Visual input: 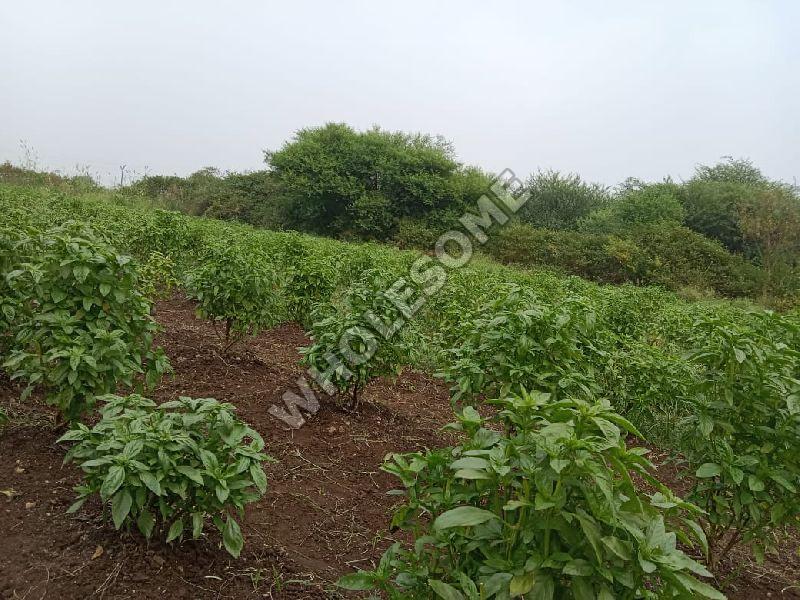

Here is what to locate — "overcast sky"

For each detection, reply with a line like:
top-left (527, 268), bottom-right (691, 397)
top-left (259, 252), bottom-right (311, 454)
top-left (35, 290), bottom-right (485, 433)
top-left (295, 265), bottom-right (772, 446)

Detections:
top-left (0, 1), bottom-right (797, 187)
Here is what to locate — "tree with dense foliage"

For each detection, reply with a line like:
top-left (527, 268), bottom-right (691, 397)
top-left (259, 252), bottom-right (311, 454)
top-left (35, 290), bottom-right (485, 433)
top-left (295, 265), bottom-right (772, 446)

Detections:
top-left (266, 123), bottom-right (488, 239)
top-left (579, 182), bottom-right (685, 234)
top-left (692, 157), bottom-right (768, 187)
top-left (737, 186), bottom-right (800, 297)
top-left (517, 170), bottom-right (610, 230)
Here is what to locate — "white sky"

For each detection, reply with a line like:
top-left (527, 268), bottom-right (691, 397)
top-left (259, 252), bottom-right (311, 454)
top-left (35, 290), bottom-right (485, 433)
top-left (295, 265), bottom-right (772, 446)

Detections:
top-left (0, 0), bottom-right (797, 186)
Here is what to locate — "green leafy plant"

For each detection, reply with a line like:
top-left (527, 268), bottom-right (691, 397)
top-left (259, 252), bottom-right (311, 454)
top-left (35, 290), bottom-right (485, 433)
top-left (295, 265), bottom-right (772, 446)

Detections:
top-left (185, 241), bottom-right (287, 352)
top-left (680, 314), bottom-right (800, 568)
top-left (299, 271), bottom-right (412, 410)
top-left (59, 394), bottom-right (273, 558)
top-left (0, 226), bottom-right (28, 351)
top-left (138, 251), bottom-right (180, 301)
top-left (439, 285), bottom-right (599, 404)
top-left (280, 236), bottom-right (339, 326)
top-left (3, 222), bottom-right (170, 422)
top-left (339, 391), bottom-right (723, 599)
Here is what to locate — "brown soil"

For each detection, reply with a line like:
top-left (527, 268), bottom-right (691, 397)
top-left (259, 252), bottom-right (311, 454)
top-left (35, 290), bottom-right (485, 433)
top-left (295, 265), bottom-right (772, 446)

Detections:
top-left (1, 295), bottom-right (798, 599)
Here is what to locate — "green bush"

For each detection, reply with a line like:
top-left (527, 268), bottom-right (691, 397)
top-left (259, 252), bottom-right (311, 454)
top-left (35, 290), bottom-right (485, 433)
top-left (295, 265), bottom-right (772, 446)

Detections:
top-left (485, 223), bottom-right (643, 284)
top-left (269, 123), bottom-right (462, 237)
top-left (680, 180), bottom-right (750, 253)
top-left (679, 314), bottom-right (800, 568)
top-left (278, 236), bottom-right (340, 325)
top-left (0, 226), bottom-right (31, 351)
top-left (345, 191), bottom-right (398, 240)
top-left (393, 217), bottom-right (441, 250)
top-left (185, 241), bottom-right (287, 352)
top-left (138, 251), bottom-right (180, 301)
top-left (517, 170), bottom-right (610, 230)
top-left (626, 224), bottom-right (759, 297)
top-left (439, 285), bottom-right (599, 404)
top-left (3, 222), bottom-right (170, 422)
top-left (580, 184), bottom-right (685, 234)
top-left (339, 392), bottom-right (723, 599)
top-left (299, 271), bottom-right (413, 410)
top-left (485, 222), bottom-right (760, 297)
top-left (59, 394), bottom-right (272, 557)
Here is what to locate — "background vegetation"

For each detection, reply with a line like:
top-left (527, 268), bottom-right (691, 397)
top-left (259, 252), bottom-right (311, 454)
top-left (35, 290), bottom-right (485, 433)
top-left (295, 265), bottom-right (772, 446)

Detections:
top-left (4, 125), bottom-right (798, 307)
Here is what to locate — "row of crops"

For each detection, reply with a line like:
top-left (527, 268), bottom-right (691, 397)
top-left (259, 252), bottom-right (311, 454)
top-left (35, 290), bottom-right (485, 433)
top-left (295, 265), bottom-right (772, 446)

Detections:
top-left (1, 183), bottom-right (799, 598)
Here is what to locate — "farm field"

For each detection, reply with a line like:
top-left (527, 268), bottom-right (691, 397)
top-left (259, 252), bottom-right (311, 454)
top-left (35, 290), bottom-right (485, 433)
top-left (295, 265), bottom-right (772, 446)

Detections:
top-left (1, 182), bottom-right (799, 599)
top-left (2, 294), bottom-right (798, 599)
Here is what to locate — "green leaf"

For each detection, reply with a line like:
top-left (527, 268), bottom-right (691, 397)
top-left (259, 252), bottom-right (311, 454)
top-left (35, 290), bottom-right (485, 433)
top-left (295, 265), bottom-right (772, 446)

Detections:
top-left (433, 506), bottom-right (499, 530)
top-left (562, 560), bottom-right (593, 577)
top-left (695, 463), bottom-right (721, 478)
top-left (175, 466), bottom-right (204, 485)
top-left (454, 468), bottom-right (491, 480)
top-left (673, 573), bottom-right (726, 599)
top-left (428, 579), bottom-right (465, 600)
top-left (222, 516), bottom-right (244, 558)
top-left (166, 517), bottom-right (184, 543)
top-left (249, 464), bottom-right (267, 494)
top-left (57, 428), bottom-right (87, 443)
top-left (192, 512), bottom-right (204, 539)
top-left (100, 465), bottom-right (125, 499)
top-left (137, 509), bottom-right (155, 538)
top-left (66, 497), bottom-right (87, 514)
top-left (139, 472), bottom-right (162, 496)
top-left (509, 572), bottom-right (535, 596)
top-left (111, 490), bottom-right (133, 529)
top-left (336, 572), bottom-right (376, 591)
top-left (215, 485), bottom-right (229, 503)
top-left (748, 475), bottom-right (765, 492)
top-left (99, 283), bottom-right (111, 297)
top-left (601, 535), bottom-right (632, 560)
top-left (681, 519), bottom-right (709, 557)
top-left (529, 576), bottom-right (555, 600)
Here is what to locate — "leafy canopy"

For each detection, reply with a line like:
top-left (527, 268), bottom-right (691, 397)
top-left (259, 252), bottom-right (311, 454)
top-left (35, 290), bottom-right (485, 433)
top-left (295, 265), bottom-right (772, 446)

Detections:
top-left (267, 123), bottom-right (485, 238)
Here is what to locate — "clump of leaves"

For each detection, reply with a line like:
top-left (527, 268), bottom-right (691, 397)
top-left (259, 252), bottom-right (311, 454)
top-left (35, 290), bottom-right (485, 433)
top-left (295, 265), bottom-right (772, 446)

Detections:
top-left (299, 270), bottom-right (413, 410)
top-left (3, 222), bottom-right (171, 422)
top-left (139, 251), bottom-right (180, 301)
top-left (439, 285), bottom-right (599, 405)
top-left (339, 391), bottom-right (724, 599)
top-left (280, 235), bottom-right (339, 326)
top-left (185, 241), bottom-right (287, 353)
top-left (0, 226), bottom-right (34, 352)
top-left (59, 394), bottom-right (272, 558)
top-left (129, 209), bottom-right (193, 260)
top-left (600, 337), bottom-right (696, 447)
top-left (680, 313), bottom-right (800, 568)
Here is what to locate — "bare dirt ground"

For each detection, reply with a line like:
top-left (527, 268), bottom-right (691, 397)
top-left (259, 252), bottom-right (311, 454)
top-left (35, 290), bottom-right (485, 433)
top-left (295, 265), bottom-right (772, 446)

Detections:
top-left (1, 295), bottom-right (798, 599)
